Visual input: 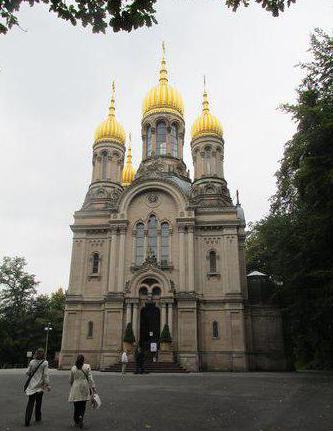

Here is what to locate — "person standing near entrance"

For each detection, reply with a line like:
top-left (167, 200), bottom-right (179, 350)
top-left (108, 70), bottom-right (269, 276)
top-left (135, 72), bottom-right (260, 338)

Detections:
top-left (68, 354), bottom-right (96, 428)
top-left (24, 347), bottom-right (50, 427)
top-left (121, 349), bottom-right (128, 377)
top-left (135, 346), bottom-right (145, 374)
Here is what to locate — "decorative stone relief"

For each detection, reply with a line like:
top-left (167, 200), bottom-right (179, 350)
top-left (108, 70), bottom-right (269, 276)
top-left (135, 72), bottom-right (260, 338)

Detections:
top-left (144, 192), bottom-right (160, 208)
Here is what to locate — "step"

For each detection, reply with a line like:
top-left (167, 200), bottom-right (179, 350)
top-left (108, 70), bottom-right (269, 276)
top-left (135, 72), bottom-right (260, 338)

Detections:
top-left (102, 361), bottom-right (189, 373)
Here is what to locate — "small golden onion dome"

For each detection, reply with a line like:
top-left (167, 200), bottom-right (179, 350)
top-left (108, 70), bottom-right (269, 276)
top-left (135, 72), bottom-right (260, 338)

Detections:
top-left (95, 82), bottom-right (126, 145)
top-left (142, 43), bottom-right (184, 119)
top-left (191, 80), bottom-right (223, 140)
top-left (122, 134), bottom-right (136, 187)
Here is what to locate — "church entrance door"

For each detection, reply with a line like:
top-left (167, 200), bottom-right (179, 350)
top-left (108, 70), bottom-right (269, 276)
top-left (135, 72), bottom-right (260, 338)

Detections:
top-left (139, 303), bottom-right (160, 351)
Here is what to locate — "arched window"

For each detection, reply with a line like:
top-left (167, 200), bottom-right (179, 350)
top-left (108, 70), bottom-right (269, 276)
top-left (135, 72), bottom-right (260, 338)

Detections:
top-left (209, 251), bottom-right (217, 273)
top-left (212, 321), bottom-right (219, 338)
top-left (88, 321), bottom-right (93, 338)
top-left (170, 124), bottom-right (178, 157)
top-left (152, 286), bottom-right (161, 298)
top-left (101, 151), bottom-right (108, 179)
top-left (92, 253), bottom-right (100, 274)
top-left (148, 215), bottom-right (158, 257)
top-left (156, 122), bottom-right (167, 155)
top-left (146, 125), bottom-right (152, 157)
top-left (205, 147), bottom-right (211, 175)
top-left (161, 222), bottom-right (169, 266)
top-left (135, 223), bottom-right (145, 266)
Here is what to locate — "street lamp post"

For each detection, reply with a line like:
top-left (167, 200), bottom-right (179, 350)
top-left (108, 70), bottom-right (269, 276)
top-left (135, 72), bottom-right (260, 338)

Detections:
top-left (44, 322), bottom-right (53, 358)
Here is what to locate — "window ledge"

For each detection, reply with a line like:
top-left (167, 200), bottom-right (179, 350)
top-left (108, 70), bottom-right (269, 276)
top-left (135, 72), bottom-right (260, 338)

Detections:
top-left (88, 273), bottom-right (101, 280)
top-left (207, 272), bottom-right (221, 279)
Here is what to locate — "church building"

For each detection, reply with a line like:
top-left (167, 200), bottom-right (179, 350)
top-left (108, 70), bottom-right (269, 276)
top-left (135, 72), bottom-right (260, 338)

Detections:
top-left (59, 46), bottom-right (286, 372)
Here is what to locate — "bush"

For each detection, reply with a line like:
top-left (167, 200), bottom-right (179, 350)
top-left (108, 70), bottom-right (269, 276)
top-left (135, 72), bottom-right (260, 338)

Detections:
top-left (123, 322), bottom-right (135, 343)
top-left (160, 324), bottom-right (172, 343)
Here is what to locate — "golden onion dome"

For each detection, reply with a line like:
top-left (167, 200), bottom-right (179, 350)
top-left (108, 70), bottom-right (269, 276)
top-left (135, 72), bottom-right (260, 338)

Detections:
top-left (122, 134), bottom-right (136, 187)
top-left (94, 82), bottom-right (126, 145)
top-left (142, 43), bottom-right (184, 119)
top-left (191, 80), bottom-right (223, 140)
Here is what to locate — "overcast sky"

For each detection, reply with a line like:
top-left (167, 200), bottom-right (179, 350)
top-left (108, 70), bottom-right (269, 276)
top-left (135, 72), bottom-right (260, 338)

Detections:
top-left (0, 0), bottom-right (332, 294)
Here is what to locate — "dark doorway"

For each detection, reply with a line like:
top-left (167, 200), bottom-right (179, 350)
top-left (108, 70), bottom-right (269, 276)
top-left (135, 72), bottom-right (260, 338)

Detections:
top-left (140, 303), bottom-right (160, 350)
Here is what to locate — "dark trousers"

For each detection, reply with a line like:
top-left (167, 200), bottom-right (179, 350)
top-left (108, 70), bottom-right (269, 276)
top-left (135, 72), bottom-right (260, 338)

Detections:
top-left (25, 392), bottom-right (44, 425)
top-left (135, 361), bottom-right (144, 374)
top-left (73, 401), bottom-right (87, 424)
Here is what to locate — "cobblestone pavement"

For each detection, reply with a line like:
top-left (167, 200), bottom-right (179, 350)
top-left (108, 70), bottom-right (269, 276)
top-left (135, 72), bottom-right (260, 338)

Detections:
top-left (0, 370), bottom-right (332, 431)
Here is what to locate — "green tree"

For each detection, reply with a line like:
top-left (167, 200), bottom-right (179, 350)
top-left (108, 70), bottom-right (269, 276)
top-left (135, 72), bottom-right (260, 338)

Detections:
top-left (0, 0), bottom-right (297, 36)
top-left (123, 322), bottom-right (135, 344)
top-left (160, 324), bottom-right (172, 343)
top-left (246, 29), bottom-right (333, 369)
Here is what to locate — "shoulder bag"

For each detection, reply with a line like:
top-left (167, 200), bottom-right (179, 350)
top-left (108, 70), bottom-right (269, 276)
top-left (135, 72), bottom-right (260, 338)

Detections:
top-left (23, 360), bottom-right (44, 392)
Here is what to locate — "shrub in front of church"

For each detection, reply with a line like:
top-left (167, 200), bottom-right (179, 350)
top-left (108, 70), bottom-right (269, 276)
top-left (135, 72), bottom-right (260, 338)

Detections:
top-left (123, 322), bottom-right (136, 344)
top-left (160, 324), bottom-right (172, 343)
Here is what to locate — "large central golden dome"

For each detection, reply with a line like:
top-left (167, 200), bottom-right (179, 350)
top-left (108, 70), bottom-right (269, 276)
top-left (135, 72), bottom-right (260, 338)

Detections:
top-left (142, 44), bottom-right (184, 119)
top-left (191, 83), bottom-right (223, 140)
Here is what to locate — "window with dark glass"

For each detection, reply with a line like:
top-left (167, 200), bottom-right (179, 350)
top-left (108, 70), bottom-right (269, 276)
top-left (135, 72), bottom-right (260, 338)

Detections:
top-left (156, 122), bottom-right (167, 155)
top-left (209, 251), bottom-right (217, 273)
top-left (146, 125), bottom-right (152, 156)
top-left (161, 222), bottom-right (169, 265)
top-left (213, 321), bottom-right (219, 338)
top-left (135, 223), bottom-right (145, 266)
top-left (88, 321), bottom-right (93, 338)
top-left (101, 151), bottom-right (108, 179)
top-left (92, 253), bottom-right (99, 273)
top-left (170, 124), bottom-right (178, 157)
top-left (148, 215), bottom-right (158, 256)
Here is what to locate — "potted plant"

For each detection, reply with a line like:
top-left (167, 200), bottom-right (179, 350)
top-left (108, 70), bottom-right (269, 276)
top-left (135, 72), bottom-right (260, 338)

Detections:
top-left (159, 324), bottom-right (172, 351)
top-left (123, 322), bottom-right (135, 353)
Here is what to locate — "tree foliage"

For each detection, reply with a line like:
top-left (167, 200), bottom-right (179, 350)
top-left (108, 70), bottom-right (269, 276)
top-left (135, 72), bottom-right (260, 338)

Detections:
top-left (0, 0), bottom-right (297, 35)
top-left (160, 324), bottom-right (172, 343)
top-left (0, 256), bottom-right (65, 367)
top-left (246, 29), bottom-right (333, 369)
top-left (123, 322), bottom-right (135, 344)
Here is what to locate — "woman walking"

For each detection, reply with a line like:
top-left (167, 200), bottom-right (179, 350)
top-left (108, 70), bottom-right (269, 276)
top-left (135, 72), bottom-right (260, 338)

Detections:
top-left (68, 354), bottom-right (96, 428)
top-left (24, 347), bottom-right (50, 427)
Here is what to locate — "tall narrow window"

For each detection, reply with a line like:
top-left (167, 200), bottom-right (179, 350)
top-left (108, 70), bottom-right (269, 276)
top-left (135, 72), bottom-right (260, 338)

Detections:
top-left (213, 321), bottom-right (219, 338)
top-left (170, 124), bottom-right (178, 157)
top-left (135, 223), bottom-right (145, 266)
top-left (88, 321), bottom-right (94, 338)
top-left (92, 253), bottom-right (99, 273)
top-left (146, 125), bottom-right (152, 157)
top-left (148, 215), bottom-right (158, 257)
top-left (156, 122), bottom-right (167, 155)
top-left (161, 222), bottom-right (169, 266)
top-left (101, 151), bottom-right (108, 179)
top-left (209, 251), bottom-right (217, 273)
top-left (205, 149), bottom-right (211, 175)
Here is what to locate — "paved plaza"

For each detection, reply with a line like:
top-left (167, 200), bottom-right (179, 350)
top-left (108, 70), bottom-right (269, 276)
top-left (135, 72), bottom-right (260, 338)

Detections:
top-left (0, 370), bottom-right (332, 431)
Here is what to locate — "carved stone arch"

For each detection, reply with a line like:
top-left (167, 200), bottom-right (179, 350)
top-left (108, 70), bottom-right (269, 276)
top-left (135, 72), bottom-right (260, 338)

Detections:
top-left (112, 150), bottom-right (120, 159)
top-left (118, 180), bottom-right (188, 216)
top-left (204, 145), bottom-right (212, 153)
top-left (127, 268), bottom-right (173, 298)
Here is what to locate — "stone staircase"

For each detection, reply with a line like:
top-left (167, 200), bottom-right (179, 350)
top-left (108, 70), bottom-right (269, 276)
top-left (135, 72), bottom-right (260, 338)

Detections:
top-left (102, 361), bottom-right (189, 373)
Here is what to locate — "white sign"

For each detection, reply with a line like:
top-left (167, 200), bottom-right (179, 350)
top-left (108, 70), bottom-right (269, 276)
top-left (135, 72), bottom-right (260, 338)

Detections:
top-left (149, 331), bottom-right (153, 337)
top-left (26, 351), bottom-right (33, 358)
top-left (150, 342), bottom-right (157, 352)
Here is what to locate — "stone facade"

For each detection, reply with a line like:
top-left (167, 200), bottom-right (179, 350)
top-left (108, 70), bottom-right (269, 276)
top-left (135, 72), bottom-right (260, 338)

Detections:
top-left (59, 54), bottom-right (286, 372)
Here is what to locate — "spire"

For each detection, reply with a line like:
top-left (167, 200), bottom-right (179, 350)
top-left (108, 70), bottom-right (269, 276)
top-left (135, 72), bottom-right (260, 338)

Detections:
top-left (108, 81), bottom-right (116, 117)
top-left (126, 133), bottom-right (133, 165)
top-left (159, 41), bottom-right (168, 85)
top-left (236, 189), bottom-right (240, 205)
top-left (202, 75), bottom-right (210, 114)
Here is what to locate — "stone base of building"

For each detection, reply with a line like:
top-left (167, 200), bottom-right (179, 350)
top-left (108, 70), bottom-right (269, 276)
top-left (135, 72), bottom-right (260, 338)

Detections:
top-left (199, 351), bottom-right (248, 371)
top-left (177, 353), bottom-right (199, 372)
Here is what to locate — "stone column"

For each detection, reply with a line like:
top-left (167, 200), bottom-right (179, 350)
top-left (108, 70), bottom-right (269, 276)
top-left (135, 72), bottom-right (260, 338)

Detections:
top-left (200, 151), bottom-right (205, 177)
top-left (161, 303), bottom-right (167, 331)
top-left (126, 303), bottom-right (132, 324)
top-left (167, 303), bottom-right (173, 336)
top-left (117, 226), bottom-right (126, 292)
top-left (133, 303), bottom-right (139, 342)
top-left (178, 225), bottom-right (186, 291)
top-left (96, 155), bottom-right (102, 180)
top-left (108, 228), bottom-right (117, 292)
top-left (187, 225), bottom-right (195, 292)
top-left (144, 230), bottom-right (148, 258)
top-left (212, 150), bottom-right (217, 175)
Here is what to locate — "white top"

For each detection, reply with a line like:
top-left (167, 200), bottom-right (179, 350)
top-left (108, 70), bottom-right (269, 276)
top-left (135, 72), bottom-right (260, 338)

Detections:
top-left (150, 342), bottom-right (158, 352)
top-left (121, 352), bottom-right (128, 363)
top-left (68, 364), bottom-right (95, 402)
top-left (25, 359), bottom-right (49, 396)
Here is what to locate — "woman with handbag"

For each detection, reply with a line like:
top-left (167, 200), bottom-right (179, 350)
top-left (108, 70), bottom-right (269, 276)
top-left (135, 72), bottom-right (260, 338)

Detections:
top-left (24, 347), bottom-right (50, 427)
top-left (68, 354), bottom-right (96, 428)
